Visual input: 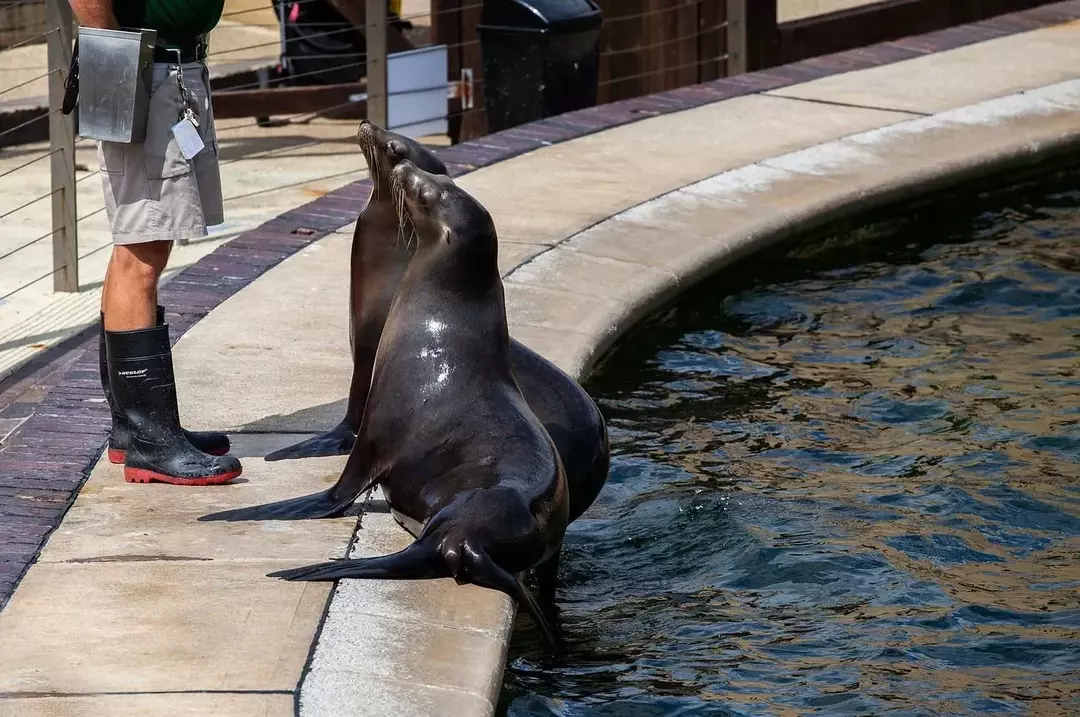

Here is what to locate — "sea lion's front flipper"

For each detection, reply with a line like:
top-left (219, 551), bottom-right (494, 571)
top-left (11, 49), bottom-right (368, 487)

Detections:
top-left (268, 541), bottom-right (442, 581)
top-left (263, 422), bottom-right (357, 462)
top-left (203, 436), bottom-right (381, 522)
top-left (198, 488), bottom-right (356, 522)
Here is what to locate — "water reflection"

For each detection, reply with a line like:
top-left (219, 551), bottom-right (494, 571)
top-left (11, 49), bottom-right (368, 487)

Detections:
top-left (501, 175), bottom-right (1080, 715)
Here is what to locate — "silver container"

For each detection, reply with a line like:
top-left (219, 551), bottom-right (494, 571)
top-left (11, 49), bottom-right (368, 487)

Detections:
top-left (77, 27), bottom-right (158, 143)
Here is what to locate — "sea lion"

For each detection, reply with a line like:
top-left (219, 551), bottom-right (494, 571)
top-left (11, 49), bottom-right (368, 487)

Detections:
top-left (209, 161), bottom-right (569, 646)
top-left (265, 121), bottom-right (609, 523)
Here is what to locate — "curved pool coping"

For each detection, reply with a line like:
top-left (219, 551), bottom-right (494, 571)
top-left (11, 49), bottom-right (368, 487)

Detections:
top-left (500, 82), bottom-right (1080, 384)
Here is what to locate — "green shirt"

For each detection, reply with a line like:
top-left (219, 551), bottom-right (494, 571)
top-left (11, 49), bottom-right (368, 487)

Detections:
top-left (114, 0), bottom-right (225, 43)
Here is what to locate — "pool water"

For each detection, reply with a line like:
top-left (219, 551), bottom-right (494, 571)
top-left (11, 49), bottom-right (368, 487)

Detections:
top-left (499, 175), bottom-right (1080, 716)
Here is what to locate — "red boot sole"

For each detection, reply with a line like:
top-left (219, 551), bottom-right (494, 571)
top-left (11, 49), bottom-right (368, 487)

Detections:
top-left (109, 445), bottom-right (230, 464)
top-left (124, 466), bottom-right (242, 486)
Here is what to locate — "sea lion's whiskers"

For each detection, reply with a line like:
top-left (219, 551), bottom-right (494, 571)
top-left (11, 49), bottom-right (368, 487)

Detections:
top-left (359, 140), bottom-right (378, 202)
top-left (392, 178), bottom-right (408, 248)
top-left (373, 148), bottom-right (384, 202)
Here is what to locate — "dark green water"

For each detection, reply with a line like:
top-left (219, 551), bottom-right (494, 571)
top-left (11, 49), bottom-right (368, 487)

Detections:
top-left (500, 174), bottom-right (1080, 716)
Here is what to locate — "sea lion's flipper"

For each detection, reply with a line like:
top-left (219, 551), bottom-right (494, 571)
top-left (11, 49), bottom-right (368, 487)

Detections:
top-left (535, 551), bottom-right (561, 604)
top-left (472, 553), bottom-right (561, 655)
top-left (268, 541), bottom-right (442, 581)
top-left (198, 488), bottom-right (356, 522)
top-left (264, 422), bottom-right (357, 462)
top-left (203, 438), bottom-right (381, 522)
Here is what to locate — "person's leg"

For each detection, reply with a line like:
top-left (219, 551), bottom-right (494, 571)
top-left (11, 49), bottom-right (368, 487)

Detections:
top-left (95, 62), bottom-right (238, 483)
top-left (102, 240), bottom-right (171, 331)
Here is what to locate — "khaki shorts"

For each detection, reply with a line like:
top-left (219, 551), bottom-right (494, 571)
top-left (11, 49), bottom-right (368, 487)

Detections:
top-left (98, 62), bottom-right (224, 245)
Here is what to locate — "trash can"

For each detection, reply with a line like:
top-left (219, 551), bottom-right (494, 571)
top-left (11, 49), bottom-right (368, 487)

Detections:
top-left (478, 0), bottom-right (603, 133)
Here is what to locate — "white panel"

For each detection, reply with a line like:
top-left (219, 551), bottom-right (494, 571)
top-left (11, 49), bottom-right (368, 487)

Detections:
top-left (386, 45), bottom-right (450, 136)
top-left (388, 88), bottom-right (447, 128)
top-left (387, 45), bottom-right (449, 95)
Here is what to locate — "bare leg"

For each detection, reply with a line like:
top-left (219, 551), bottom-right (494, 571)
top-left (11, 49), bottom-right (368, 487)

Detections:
top-left (102, 241), bottom-right (172, 331)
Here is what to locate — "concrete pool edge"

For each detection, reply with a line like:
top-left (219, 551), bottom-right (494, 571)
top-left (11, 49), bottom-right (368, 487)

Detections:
top-left (502, 81), bottom-right (1080, 384)
top-left (298, 82), bottom-right (1080, 714)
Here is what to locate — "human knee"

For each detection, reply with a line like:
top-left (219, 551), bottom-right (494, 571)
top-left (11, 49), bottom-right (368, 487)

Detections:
top-left (110, 242), bottom-right (170, 289)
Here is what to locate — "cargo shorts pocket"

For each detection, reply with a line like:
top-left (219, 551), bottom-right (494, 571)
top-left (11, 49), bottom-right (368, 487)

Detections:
top-left (97, 141), bottom-right (125, 176)
top-left (143, 71), bottom-right (193, 180)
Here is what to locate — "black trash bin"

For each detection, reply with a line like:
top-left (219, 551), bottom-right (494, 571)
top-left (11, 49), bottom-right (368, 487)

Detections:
top-left (478, 0), bottom-right (603, 133)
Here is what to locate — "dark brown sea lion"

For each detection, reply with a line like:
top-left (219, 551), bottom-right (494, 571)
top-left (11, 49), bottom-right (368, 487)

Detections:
top-left (265, 121), bottom-right (609, 523)
top-left (208, 161), bottom-right (569, 646)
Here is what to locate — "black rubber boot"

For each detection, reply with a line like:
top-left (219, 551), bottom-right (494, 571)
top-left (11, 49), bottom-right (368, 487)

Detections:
top-left (99, 307), bottom-right (230, 463)
top-left (105, 323), bottom-right (242, 486)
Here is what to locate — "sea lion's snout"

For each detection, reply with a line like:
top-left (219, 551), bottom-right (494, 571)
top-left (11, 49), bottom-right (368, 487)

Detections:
top-left (390, 160), bottom-right (416, 200)
top-left (356, 119), bottom-right (377, 147)
top-left (392, 161), bottom-right (438, 206)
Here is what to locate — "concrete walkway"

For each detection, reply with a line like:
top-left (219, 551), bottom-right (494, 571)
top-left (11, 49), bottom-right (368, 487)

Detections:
top-left (0, 12), bottom-right (1078, 717)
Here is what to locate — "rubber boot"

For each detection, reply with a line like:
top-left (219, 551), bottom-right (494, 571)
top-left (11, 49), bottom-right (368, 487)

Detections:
top-left (99, 307), bottom-right (230, 463)
top-left (105, 323), bottom-right (242, 486)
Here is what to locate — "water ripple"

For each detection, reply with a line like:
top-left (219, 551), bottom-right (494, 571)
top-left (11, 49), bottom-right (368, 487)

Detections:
top-left (501, 177), bottom-right (1080, 715)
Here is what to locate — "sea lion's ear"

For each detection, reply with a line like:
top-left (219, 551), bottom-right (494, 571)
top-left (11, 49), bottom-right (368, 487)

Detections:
top-left (441, 225), bottom-right (452, 245)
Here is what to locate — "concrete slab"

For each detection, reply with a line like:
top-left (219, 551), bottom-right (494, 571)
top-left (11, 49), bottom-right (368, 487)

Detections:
top-left (507, 248), bottom-right (677, 302)
top-left (337, 509), bottom-right (514, 638)
top-left (173, 233), bottom-right (353, 434)
top-left (37, 434), bottom-right (354, 564)
top-left (300, 673), bottom-right (494, 717)
top-left (767, 24), bottom-right (1080, 114)
top-left (0, 561), bottom-right (328, 694)
top-left (1024, 77), bottom-right (1080, 109)
top-left (498, 242), bottom-right (546, 276)
top-left (296, 506), bottom-right (512, 715)
top-left (455, 95), bottom-right (914, 247)
top-left (0, 694), bottom-right (294, 717)
top-left (506, 323), bottom-right (593, 380)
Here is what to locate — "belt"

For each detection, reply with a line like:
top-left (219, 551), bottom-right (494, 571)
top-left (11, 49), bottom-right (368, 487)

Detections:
top-left (153, 38), bottom-right (208, 64)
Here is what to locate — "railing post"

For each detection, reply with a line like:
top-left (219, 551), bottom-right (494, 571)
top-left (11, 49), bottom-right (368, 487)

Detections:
top-left (366, 0), bottom-right (389, 128)
top-left (725, 0), bottom-right (747, 76)
top-left (46, 0), bottom-right (78, 292)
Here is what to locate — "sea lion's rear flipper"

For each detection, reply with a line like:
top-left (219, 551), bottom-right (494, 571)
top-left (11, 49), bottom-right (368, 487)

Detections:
top-left (197, 488), bottom-right (356, 522)
top-left (263, 422), bottom-right (357, 462)
top-left (268, 541), bottom-right (442, 581)
top-left (472, 553), bottom-right (561, 655)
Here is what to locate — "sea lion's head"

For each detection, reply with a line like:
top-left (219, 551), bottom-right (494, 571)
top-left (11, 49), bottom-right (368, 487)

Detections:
top-left (391, 160), bottom-right (495, 258)
top-left (357, 121), bottom-right (448, 194)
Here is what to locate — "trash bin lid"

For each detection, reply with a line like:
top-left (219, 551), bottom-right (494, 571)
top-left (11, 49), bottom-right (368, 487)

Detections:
top-left (480, 0), bottom-right (602, 33)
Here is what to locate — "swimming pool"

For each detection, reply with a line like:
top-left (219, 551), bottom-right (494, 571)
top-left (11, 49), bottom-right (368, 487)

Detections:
top-left (500, 173), bottom-right (1080, 715)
